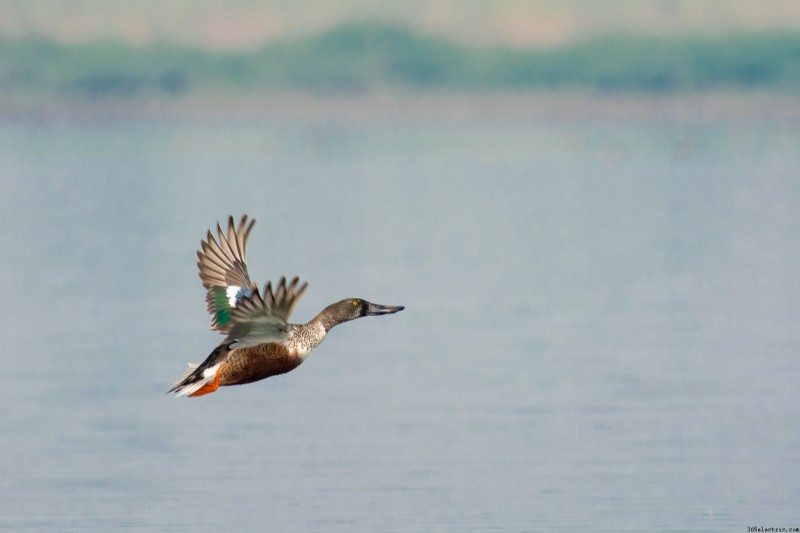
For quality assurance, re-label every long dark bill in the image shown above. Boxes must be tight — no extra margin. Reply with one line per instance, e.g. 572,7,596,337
365,302,405,316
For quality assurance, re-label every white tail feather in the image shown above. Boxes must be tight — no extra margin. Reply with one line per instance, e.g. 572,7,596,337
170,362,198,384
174,378,212,397
170,363,216,397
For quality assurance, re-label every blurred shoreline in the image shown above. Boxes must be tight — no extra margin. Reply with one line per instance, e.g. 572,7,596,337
3,28,800,98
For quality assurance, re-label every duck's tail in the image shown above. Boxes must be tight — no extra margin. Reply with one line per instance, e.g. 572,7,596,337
167,342,230,398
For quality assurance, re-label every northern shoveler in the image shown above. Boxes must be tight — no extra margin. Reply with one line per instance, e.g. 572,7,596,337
168,215,404,397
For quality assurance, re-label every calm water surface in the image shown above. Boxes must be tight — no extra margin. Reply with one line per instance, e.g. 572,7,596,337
1,95,798,531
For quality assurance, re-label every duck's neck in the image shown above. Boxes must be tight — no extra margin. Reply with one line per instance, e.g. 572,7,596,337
313,303,348,332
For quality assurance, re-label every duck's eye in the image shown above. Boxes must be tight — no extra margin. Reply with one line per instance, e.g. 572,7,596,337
352,300,358,306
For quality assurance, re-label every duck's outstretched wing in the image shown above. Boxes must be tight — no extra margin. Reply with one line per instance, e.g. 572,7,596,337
196,215,308,344
225,276,309,348
197,215,258,334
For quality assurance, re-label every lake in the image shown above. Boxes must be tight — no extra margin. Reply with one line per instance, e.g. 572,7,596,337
1,93,798,531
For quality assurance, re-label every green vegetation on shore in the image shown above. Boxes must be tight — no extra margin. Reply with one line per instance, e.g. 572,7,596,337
2,25,799,97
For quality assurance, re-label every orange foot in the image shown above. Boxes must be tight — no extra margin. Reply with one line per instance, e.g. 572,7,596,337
189,370,220,397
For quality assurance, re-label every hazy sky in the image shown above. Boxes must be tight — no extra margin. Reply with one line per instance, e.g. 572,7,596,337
1,0,799,49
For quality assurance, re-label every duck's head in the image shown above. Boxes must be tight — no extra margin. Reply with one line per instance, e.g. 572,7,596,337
319,298,404,331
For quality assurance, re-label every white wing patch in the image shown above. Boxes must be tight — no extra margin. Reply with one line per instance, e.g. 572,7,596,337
227,285,242,307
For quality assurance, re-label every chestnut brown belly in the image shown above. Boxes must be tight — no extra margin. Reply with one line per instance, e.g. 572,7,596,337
219,343,303,386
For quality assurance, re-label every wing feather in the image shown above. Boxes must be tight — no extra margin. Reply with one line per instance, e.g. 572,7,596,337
197,215,258,333
225,276,309,348
197,215,256,290
195,215,308,343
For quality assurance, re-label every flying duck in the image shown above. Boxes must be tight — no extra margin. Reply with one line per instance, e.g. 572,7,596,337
168,215,404,397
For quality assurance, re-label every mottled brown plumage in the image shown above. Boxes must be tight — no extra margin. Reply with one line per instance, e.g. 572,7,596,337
219,343,303,386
